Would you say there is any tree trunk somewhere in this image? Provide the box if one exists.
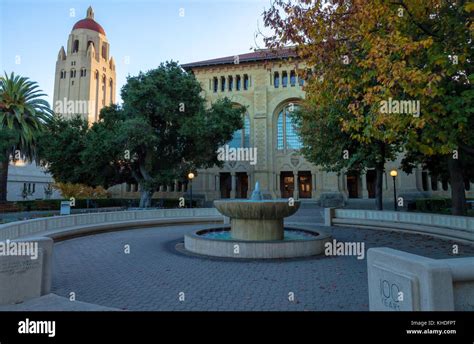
[448,158,466,216]
[137,159,155,208]
[139,189,153,208]
[0,153,9,203]
[375,163,384,211]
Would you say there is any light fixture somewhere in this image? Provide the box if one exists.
[188,172,195,208]
[390,169,398,211]
[12,159,26,167]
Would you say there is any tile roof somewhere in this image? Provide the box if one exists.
[182,48,298,70]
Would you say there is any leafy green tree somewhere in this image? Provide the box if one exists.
[37,115,89,185]
[0,72,53,202]
[40,62,245,207]
[99,61,245,207]
[395,0,474,215]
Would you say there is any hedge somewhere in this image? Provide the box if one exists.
[414,198,452,213]
[8,198,197,212]
[409,198,474,214]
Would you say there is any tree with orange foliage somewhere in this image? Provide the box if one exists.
[264,0,473,214]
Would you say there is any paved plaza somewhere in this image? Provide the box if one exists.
[50,208,474,311]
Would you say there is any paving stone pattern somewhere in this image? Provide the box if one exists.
[51,208,474,311]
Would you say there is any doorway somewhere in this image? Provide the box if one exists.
[347,171,360,198]
[298,171,312,198]
[236,173,248,198]
[280,171,294,198]
[366,170,376,199]
[220,173,231,199]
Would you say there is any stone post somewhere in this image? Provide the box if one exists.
[427,175,432,192]
[362,173,369,198]
[311,171,317,199]
[276,173,281,198]
[293,171,299,199]
[230,172,236,199]
[324,208,335,227]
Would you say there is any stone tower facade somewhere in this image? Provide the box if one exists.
[53,6,116,124]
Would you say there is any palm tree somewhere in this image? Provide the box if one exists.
[0,72,53,202]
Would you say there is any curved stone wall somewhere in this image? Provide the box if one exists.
[0,208,222,241]
[325,208,474,243]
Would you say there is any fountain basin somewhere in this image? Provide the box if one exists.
[184,226,331,259]
[214,200,301,241]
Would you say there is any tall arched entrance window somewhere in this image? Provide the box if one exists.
[277,103,302,150]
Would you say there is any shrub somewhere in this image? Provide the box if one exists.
[52,182,108,199]
[414,198,452,213]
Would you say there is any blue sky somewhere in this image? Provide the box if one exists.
[0,0,272,104]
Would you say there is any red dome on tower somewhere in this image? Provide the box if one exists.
[72,18,105,35]
[72,6,105,35]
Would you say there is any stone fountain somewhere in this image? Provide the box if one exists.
[184,182,331,259]
[213,182,300,241]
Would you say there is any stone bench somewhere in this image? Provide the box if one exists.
[0,237,53,305]
[367,247,474,311]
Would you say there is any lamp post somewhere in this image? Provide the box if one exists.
[390,169,398,211]
[188,172,195,208]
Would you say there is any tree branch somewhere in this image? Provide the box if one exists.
[390,1,440,38]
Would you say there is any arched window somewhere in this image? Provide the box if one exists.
[73,39,79,53]
[274,72,280,88]
[290,71,296,86]
[236,75,241,91]
[229,115,250,148]
[277,104,302,150]
[243,74,249,90]
[282,71,288,87]
[102,44,107,59]
[220,76,226,92]
[102,75,106,105]
[109,79,113,104]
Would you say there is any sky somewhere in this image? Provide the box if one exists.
[0,0,273,105]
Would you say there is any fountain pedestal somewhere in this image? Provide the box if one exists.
[232,218,283,240]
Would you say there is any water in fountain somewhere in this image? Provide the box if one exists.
[250,181,264,200]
